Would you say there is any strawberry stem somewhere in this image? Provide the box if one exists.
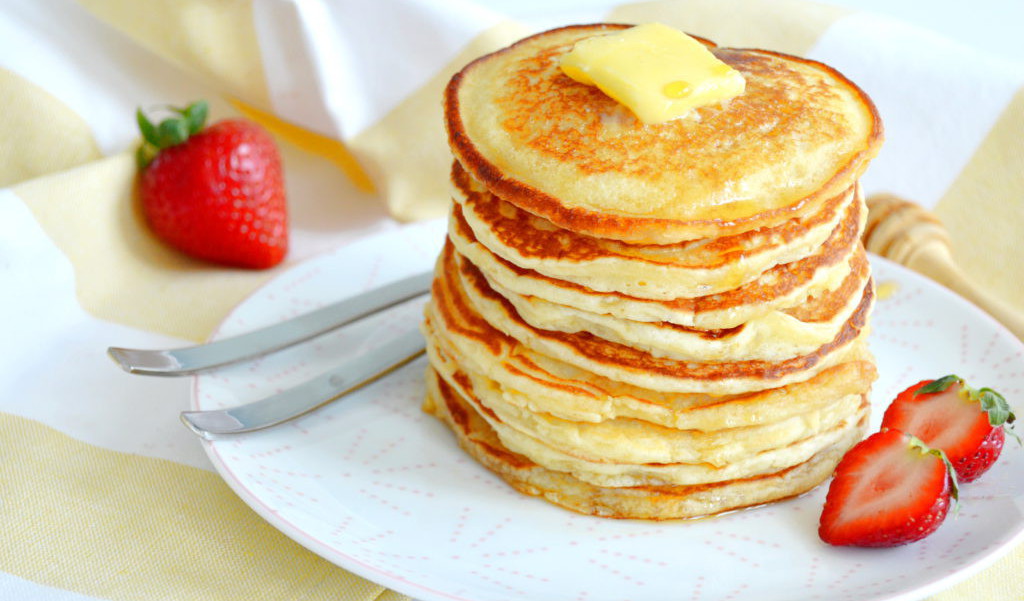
[136,100,210,169]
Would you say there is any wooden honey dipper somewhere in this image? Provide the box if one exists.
[863,193,1024,340]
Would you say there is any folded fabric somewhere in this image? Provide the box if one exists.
[0,1,1021,600]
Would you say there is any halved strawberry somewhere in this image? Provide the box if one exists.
[881,375,1018,483]
[819,429,957,547]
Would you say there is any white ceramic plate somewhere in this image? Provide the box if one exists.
[193,219,1024,601]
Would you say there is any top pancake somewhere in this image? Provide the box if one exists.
[445,24,883,244]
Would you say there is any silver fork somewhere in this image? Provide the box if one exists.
[108,271,432,438]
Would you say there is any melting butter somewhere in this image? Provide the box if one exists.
[876,280,900,300]
[559,23,746,124]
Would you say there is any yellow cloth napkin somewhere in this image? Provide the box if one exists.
[1,0,1022,600]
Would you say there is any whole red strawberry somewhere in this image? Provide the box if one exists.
[819,430,958,547]
[137,100,288,269]
[881,375,1018,483]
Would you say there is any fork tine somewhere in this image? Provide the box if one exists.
[108,347,184,374]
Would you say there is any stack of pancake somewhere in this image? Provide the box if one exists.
[421,24,884,519]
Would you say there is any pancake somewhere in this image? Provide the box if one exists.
[423,23,883,519]
[478,248,871,362]
[422,312,877,431]
[424,370,870,519]
[428,344,868,467]
[453,161,854,299]
[427,367,867,487]
[437,241,874,395]
[445,24,883,244]
[448,187,864,328]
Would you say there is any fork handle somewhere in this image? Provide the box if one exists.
[108,270,432,376]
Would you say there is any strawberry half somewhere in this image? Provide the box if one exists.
[137,100,288,269]
[819,430,958,547]
[881,375,1018,483]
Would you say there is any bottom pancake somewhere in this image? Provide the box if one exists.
[424,368,869,520]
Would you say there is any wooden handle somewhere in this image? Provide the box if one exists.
[864,193,1024,340]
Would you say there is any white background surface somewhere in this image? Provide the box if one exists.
[486,0,1023,64]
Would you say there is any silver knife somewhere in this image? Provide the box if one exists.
[108,271,432,376]
[180,328,425,438]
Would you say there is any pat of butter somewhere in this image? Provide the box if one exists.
[876,280,900,300]
[559,23,746,124]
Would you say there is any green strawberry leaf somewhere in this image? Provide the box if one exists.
[137,108,159,147]
[973,386,1023,445]
[916,375,962,395]
[136,145,157,171]
[135,100,211,169]
[977,388,1013,426]
[183,100,208,135]
[157,118,189,147]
